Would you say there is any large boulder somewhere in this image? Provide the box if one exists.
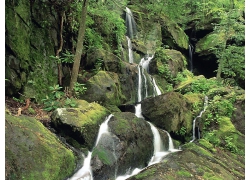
[80,71,126,108]
[127,140,245,180]
[160,16,189,50]
[5,114,76,180]
[91,112,155,179]
[141,92,193,136]
[195,31,226,56]
[85,49,122,73]
[50,100,110,149]
[149,48,187,78]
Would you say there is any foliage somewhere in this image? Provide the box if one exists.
[73,82,87,98]
[203,131,220,147]
[224,136,238,153]
[83,3,126,54]
[49,51,74,64]
[41,84,81,111]
[176,126,187,136]
[181,77,222,95]
[174,70,193,85]
[93,58,104,73]
[155,47,173,81]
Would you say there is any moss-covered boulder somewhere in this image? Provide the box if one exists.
[195,31,226,56]
[127,141,244,180]
[118,63,139,104]
[160,16,189,50]
[5,114,76,180]
[141,92,193,137]
[80,71,126,108]
[149,48,187,78]
[91,112,154,180]
[50,100,110,149]
[85,49,122,73]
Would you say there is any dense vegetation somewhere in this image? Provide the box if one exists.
[5,0,245,179]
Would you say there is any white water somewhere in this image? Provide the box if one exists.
[68,114,114,180]
[188,44,193,72]
[148,122,170,166]
[95,114,114,146]
[152,77,161,96]
[190,96,208,142]
[116,168,142,180]
[126,36,134,63]
[125,7,137,38]
[137,65,142,102]
[68,151,93,180]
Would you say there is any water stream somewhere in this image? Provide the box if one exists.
[68,114,114,180]
[188,44,193,72]
[190,96,208,142]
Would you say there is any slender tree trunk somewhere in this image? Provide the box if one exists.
[69,0,88,96]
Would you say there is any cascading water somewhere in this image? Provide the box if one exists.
[188,44,193,72]
[68,114,114,180]
[68,151,93,180]
[152,77,161,96]
[190,96,208,142]
[125,7,137,39]
[116,53,178,179]
[125,7,137,64]
[126,36,134,63]
[147,122,169,166]
[95,114,113,146]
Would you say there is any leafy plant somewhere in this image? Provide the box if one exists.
[41,84,80,111]
[203,131,220,147]
[73,82,87,98]
[93,58,104,73]
[13,97,25,104]
[177,127,187,136]
[224,136,238,153]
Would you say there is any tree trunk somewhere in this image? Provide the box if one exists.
[69,0,88,96]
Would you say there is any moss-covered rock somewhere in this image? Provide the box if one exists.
[85,49,122,73]
[80,71,127,109]
[50,100,110,149]
[5,0,58,100]
[5,114,76,180]
[91,112,154,180]
[160,16,189,50]
[150,48,187,78]
[195,31,226,56]
[127,142,244,180]
[141,92,193,136]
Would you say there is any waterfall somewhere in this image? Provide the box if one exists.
[137,65,142,102]
[95,114,114,146]
[188,44,193,72]
[68,114,114,180]
[125,7,137,39]
[147,122,170,166]
[152,77,161,96]
[190,96,208,142]
[68,151,93,180]
[126,36,134,63]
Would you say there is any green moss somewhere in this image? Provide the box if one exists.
[182,143,213,158]
[176,169,192,177]
[92,147,112,165]
[5,114,76,180]
[199,139,217,153]
[203,172,224,180]
[196,32,226,55]
[134,168,157,179]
